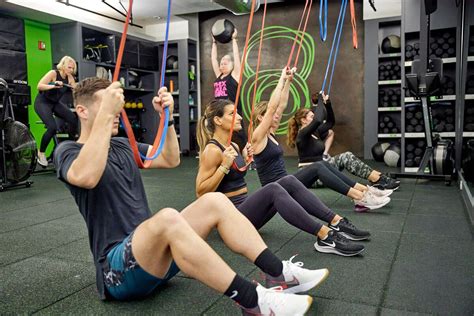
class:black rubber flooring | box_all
[0,157,472,315]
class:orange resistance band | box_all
[117,0,168,168]
[350,0,358,49]
[286,0,311,69]
[227,0,258,146]
[247,0,268,142]
[294,0,313,68]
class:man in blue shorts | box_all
[54,77,329,315]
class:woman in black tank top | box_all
[251,69,391,213]
[195,97,367,257]
[34,56,78,167]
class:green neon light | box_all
[241,26,316,135]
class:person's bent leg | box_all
[277,175,337,224]
[181,193,329,297]
[54,102,78,132]
[332,152,374,180]
[34,97,57,153]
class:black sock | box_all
[254,248,283,277]
[224,274,258,309]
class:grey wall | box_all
[199,1,365,156]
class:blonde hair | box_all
[251,101,268,130]
[287,108,310,148]
[196,99,234,154]
[56,56,77,75]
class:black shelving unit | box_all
[50,22,160,144]
[158,39,199,155]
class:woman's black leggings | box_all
[34,94,77,152]
[293,161,357,196]
[231,175,336,235]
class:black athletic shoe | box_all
[314,230,365,257]
[371,174,400,190]
[329,218,371,241]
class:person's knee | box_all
[328,129,334,137]
[198,192,228,209]
[276,175,301,191]
[149,208,186,236]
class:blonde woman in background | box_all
[34,56,78,166]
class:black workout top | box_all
[40,70,71,103]
[54,137,150,300]
[208,139,247,194]
[213,73,242,114]
[254,135,288,186]
[296,101,335,163]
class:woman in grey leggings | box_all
[196,97,367,257]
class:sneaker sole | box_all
[358,197,391,211]
[338,231,371,241]
[283,269,330,294]
[314,244,365,257]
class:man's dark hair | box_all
[73,77,111,107]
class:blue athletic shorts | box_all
[103,232,180,300]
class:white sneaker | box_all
[265,255,329,294]
[354,190,390,211]
[37,152,48,167]
[241,284,313,316]
[367,185,393,198]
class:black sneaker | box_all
[314,230,365,257]
[329,218,371,241]
[371,174,400,190]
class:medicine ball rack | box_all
[389,0,454,184]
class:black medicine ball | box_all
[381,35,401,54]
[212,19,235,44]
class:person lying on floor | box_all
[54,77,326,315]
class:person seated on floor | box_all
[195,68,367,257]
[310,92,334,161]
[287,92,400,191]
[54,77,327,315]
[251,67,391,213]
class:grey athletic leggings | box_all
[327,151,374,180]
[293,161,357,196]
[230,175,336,235]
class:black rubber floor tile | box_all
[41,237,93,264]
[37,277,221,315]
[267,233,392,306]
[0,217,38,233]
[0,219,87,255]
[380,307,432,316]
[384,234,474,314]
[0,250,30,267]
[335,212,406,234]
[1,198,77,223]
[0,257,94,314]
[404,213,472,239]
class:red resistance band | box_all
[115,0,169,169]
[350,0,358,49]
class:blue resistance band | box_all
[139,0,172,160]
[319,0,327,41]
[321,0,347,95]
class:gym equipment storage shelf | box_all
[50,22,160,144]
[158,39,199,156]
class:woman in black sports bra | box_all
[195,89,365,257]
[34,55,77,167]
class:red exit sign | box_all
[38,41,46,50]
